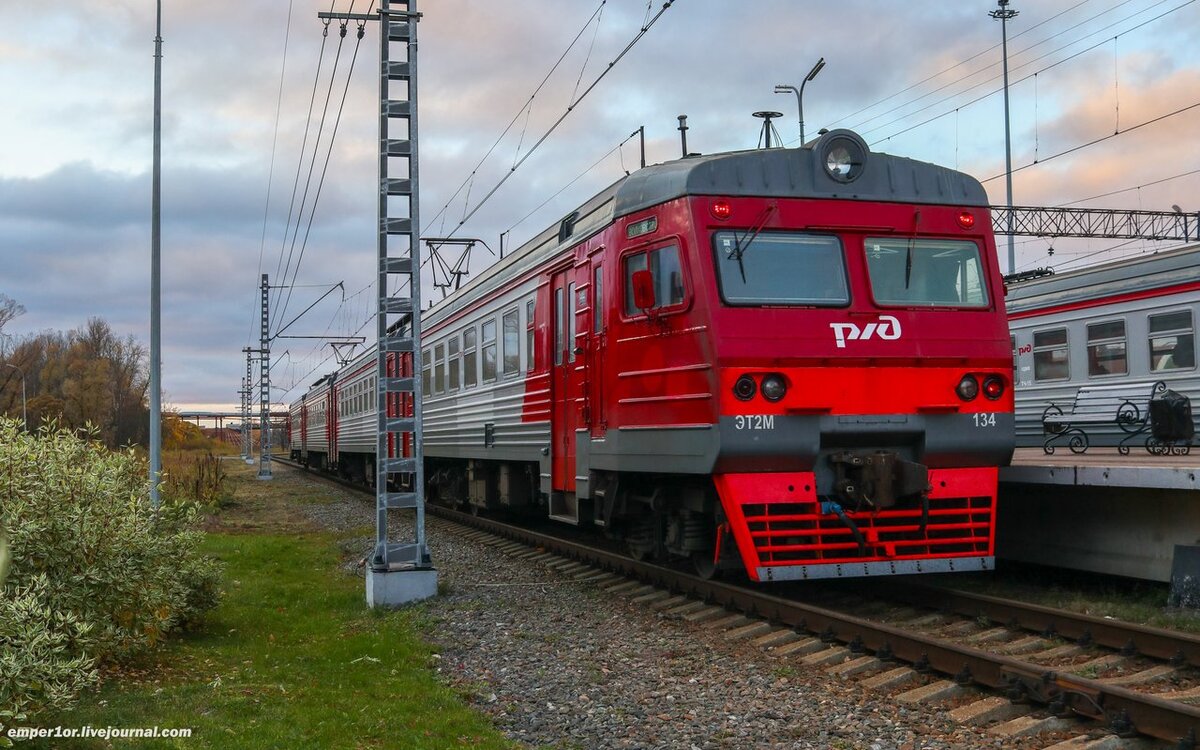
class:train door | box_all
[588,257,606,438]
[549,266,582,521]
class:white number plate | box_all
[734,415,775,430]
[973,412,997,428]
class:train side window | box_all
[482,319,498,381]
[502,308,520,376]
[434,342,445,395]
[421,348,432,396]
[567,282,577,363]
[593,265,603,333]
[623,244,684,316]
[1149,310,1195,371]
[463,327,477,388]
[1087,320,1127,377]
[1033,328,1069,381]
[525,299,536,371]
[554,287,564,366]
[448,336,460,391]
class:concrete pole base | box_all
[366,567,438,608]
[244,458,254,465]
[256,471,273,481]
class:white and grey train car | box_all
[1006,244,1200,447]
[288,397,305,461]
[301,374,335,469]
[328,348,379,483]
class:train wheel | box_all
[691,551,720,580]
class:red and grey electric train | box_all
[290,129,1014,582]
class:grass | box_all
[30,461,517,750]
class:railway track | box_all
[277,457,1200,747]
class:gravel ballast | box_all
[287,467,1070,750]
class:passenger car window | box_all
[434,343,445,394]
[1087,320,1126,377]
[525,299,536,371]
[624,244,684,315]
[448,337,460,390]
[463,328,477,388]
[502,309,520,375]
[482,319,498,382]
[421,348,431,395]
[1150,310,1195,371]
[1033,328,1069,381]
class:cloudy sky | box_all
[3,0,1199,411]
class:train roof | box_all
[1005,242,1200,315]
[424,129,989,328]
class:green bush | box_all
[0,418,221,728]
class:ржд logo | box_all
[830,315,902,348]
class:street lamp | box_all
[775,57,825,146]
[990,0,1019,274]
[2,362,27,431]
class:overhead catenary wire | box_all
[863,0,1192,144]
[444,0,676,241]
[425,1,609,237]
[273,8,354,332]
[271,0,338,328]
[274,12,371,337]
[249,0,296,346]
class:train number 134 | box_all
[972,413,997,428]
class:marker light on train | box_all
[733,374,756,401]
[760,374,787,402]
[710,199,732,220]
[957,211,975,229]
[956,374,979,401]
[982,375,1005,400]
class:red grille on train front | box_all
[713,468,997,579]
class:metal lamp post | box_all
[775,56,825,146]
[2,363,26,431]
[990,0,1019,274]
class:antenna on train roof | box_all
[677,115,688,159]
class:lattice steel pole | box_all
[242,347,254,464]
[258,274,272,480]
[370,0,435,606]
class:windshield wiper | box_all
[904,237,914,289]
[727,206,776,283]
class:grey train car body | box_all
[288,397,305,461]
[329,348,379,483]
[302,375,334,469]
[1006,244,1200,447]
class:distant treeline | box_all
[1,296,150,448]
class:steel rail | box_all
[877,582,1200,669]
[432,506,1200,746]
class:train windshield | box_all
[864,238,989,308]
[712,231,848,306]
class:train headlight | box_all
[956,374,979,401]
[982,375,1005,400]
[818,130,868,184]
[733,375,757,401]
[761,374,787,402]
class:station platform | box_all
[997,448,1200,582]
[1001,447,1200,491]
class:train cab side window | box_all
[434,343,445,394]
[593,266,603,333]
[623,244,684,316]
[1150,310,1195,371]
[554,288,564,366]
[525,299,536,371]
[463,327,477,388]
[1033,328,1069,381]
[448,337,460,391]
[1087,320,1127,377]
[482,319,498,381]
[567,283,577,363]
[421,348,432,396]
[502,308,520,376]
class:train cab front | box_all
[696,131,1014,582]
